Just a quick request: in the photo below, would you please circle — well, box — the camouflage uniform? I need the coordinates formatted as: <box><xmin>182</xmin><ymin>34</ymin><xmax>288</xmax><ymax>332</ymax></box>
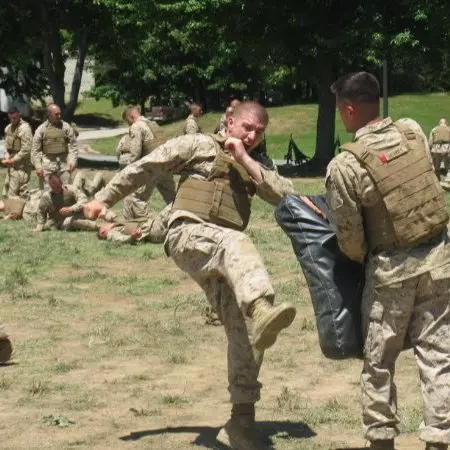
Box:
<box><xmin>31</xmin><ymin>120</ymin><xmax>78</xmax><ymax>188</ymax></box>
<box><xmin>3</xmin><ymin>118</ymin><xmax>33</xmax><ymax>197</ymax></box>
<box><xmin>120</xmin><ymin>117</ymin><xmax>176</xmax><ymax>220</ymax></box>
<box><xmin>35</xmin><ymin>184</ymin><xmax>91</xmax><ymax>231</ymax></box>
<box><xmin>72</xmin><ymin>170</ymin><xmax>115</xmax><ymax>197</ymax></box>
<box><xmin>183</xmin><ymin>114</ymin><xmax>202</xmax><ymax>135</ymax></box>
<box><xmin>105</xmin><ymin>203</ymin><xmax>172</xmax><ymax>243</ymax></box>
<box><xmin>326</xmin><ymin>117</ymin><xmax>450</xmax><ymax>445</ymax></box>
<box><xmin>95</xmin><ymin>133</ymin><xmax>294</xmax><ymax>404</ymax></box>
<box><xmin>429</xmin><ymin>125</ymin><xmax>450</xmax><ymax>180</ymax></box>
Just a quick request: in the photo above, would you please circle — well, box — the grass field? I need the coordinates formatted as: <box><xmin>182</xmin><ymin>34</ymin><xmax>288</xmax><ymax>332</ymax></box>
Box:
<box><xmin>79</xmin><ymin>93</ymin><xmax>450</xmax><ymax>160</ymax></box>
<box><xmin>1</xmin><ymin>169</ymin><xmax>449</xmax><ymax>450</ymax></box>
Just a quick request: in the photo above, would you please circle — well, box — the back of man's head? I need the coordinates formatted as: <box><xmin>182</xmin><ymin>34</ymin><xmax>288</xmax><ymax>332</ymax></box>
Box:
<box><xmin>439</xmin><ymin>118</ymin><xmax>448</xmax><ymax>126</ymax></box>
<box><xmin>331</xmin><ymin>72</ymin><xmax>380</xmax><ymax>105</ymax></box>
<box><xmin>189</xmin><ymin>103</ymin><xmax>202</xmax><ymax>117</ymax></box>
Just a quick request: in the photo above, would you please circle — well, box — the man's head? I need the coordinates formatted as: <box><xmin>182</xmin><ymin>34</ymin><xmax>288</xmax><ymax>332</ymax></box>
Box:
<box><xmin>439</xmin><ymin>118</ymin><xmax>448</xmax><ymax>126</ymax></box>
<box><xmin>123</xmin><ymin>105</ymin><xmax>141</xmax><ymax>125</ymax></box>
<box><xmin>331</xmin><ymin>72</ymin><xmax>380</xmax><ymax>133</ymax></box>
<box><xmin>7</xmin><ymin>106</ymin><xmax>21</xmax><ymax>125</ymax></box>
<box><xmin>189</xmin><ymin>103</ymin><xmax>203</xmax><ymax>118</ymax></box>
<box><xmin>98</xmin><ymin>223</ymin><xmax>115</xmax><ymax>240</ymax></box>
<box><xmin>47</xmin><ymin>104</ymin><xmax>62</xmax><ymax>126</ymax></box>
<box><xmin>227</xmin><ymin>101</ymin><xmax>268</xmax><ymax>153</ymax></box>
<box><xmin>48</xmin><ymin>173</ymin><xmax>63</xmax><ymax>193</ymax></box>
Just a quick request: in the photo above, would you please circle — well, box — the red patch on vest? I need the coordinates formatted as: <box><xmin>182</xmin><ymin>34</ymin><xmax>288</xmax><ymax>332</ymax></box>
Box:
<box><xmin>379</xmin><ymin>153</ymin><xmax>389</xmax><ymax>164</ymax></box>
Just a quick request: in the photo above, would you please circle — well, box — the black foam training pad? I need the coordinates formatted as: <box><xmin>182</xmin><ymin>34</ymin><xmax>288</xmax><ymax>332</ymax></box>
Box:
<box><xmin>275</xmin><ymin>194</ymin><xmax>364</xmax><ymax>359</ymax></box>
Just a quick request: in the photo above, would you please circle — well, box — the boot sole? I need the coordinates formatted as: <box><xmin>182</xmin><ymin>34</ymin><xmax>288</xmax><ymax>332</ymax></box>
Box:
<box><xmin>0</xmin><ymin>338</ymin><xmax>12</xmax><ymax>365</ymax></box>
<box><xmin>253</xmin><ymin>306</ymin><xmax>296</xmax><ymax>351</ymax></box>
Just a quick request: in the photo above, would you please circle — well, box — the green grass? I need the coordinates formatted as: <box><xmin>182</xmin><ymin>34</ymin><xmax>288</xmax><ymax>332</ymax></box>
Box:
<box><xmin>0</xmin><ymin>169</ymin><xmax>448</xmax><ymax>449</ymax></box>
<box><xmin>80</xmin><ymin>93</ymin><xmax>450</xmax><ymax>159</ymax></box>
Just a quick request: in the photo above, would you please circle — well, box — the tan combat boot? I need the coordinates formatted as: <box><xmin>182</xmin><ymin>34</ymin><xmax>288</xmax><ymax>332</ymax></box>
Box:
<box><xmin>425</xmin><ymin>444</ymin><xmax>448</xmax><ymax>450</ymax></box>
<box><xmin>0</xmin><ymin>328</ymin><xmax>12</xmax><ymax>365</ymax></box>
<box><xmin>216</xmin><ymin>403</ymin><xmax>268</xmax><ymax>450</ymax></box>
<box><xmin>370</xmin><ymin>439</ymin><xmax>395</xmax><ymax>450</ymax></box>
<box><xmin>249</xmin><ymin>298</ymin><xmax>296</xmax><ymax>351</ymax></box>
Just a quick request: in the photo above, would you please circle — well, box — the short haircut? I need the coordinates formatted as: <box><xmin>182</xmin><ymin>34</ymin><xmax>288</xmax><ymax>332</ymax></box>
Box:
<box><xmin>189</xmin><ymin>103</ymin><xmax>202</xmax><ymax>113</ymax></box>
<box><xmin>233</xmin><ymin>101</ymin><xmax>269</xmax><ymax>125</ymax></box>
<box><xmin>124</xmin><ymin>105</ymin><xmax>140</xmax><ymax>118</ymax></box>
<box><xmin>8</xmin><ymin>106</ymin><xmax>19</xmax><ymax>114</ymax></box>
<box><xmin>439</xmin><ymin>118</ymin><xmax>447</xmax><ymax>126</ymax></box>
<box><xmin>48</xmin><ymin>172</ymin><xmax>62</xmax><ymax>182</ymax></box>
<box><xmin>331</xmin><ymin>72</ymin><xmax>380</xmax><ymax>104</ymax></box>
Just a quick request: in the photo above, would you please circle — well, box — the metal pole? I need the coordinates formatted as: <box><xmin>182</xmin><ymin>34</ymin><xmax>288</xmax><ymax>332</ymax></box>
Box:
<box><xmin>383</xmin><ymin>57</ymin><xmax>388</xmax><ymax>118</ymax></box>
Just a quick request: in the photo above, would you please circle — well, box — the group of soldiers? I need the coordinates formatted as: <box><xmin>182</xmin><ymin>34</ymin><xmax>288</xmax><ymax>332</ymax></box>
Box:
<box><xmin>1</xmin><ymin>76</ymin><xmax>450</xmax><ymax>450</ymax></box>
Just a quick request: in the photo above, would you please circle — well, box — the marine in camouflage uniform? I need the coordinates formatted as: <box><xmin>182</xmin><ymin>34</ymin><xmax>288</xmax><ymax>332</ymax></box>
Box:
<box><xmin>429</xmin><ymin>118</ymin><xmax>450</xmax><ymax>180</ymax></box>
<box><xmin>33</xmin><ymin>174</ymin><xmax>91</xmax><ymax>232</ymax></box>
<box><xmin>183</xmin><ymin>103</ymin><xmax>203</xmax><ymax>134</ymax></box>
<box><xmin>327</xmin><ymin>72</ymin><xmax>450</xmax><ymax>450</ymax></box>
<box><xmin>98</xmin><ymin>203</ymin><xmax>172</xmax><ymax>244</ymax></box>
<box><xmin>31</xmin><ymin>104</ymin><xmax>78</xmax><ymax>189</ymax></box>
<box><xmin>2</xmin><ymin>107</ymin><xmax>33</xmax><ymax>198</ymax></box>
<box><xmin>72</xmin><ymin>170</ymin><xmax>115</xmax><ymax>198</ymax></box>
<box><xmin>84</xmin><ymin>101</ymin><xmax>296</xmax><ymax>450</ymax></box>
<box><xmin>120</xmin><ymin>107</ymin><xmax>176</xmax><ymax>220</ymax></box>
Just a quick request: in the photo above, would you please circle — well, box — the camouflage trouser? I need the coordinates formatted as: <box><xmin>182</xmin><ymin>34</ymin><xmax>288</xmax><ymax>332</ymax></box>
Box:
<box><xmin>21</xmin><ymin>189</ymin><xmax>43</xmax><ymax>222</ymax></box>
<box><xmin>123</xmin><ymin>173</ymin><xmax>176</xmax><ymax>220</ymax></box>
<box><xmin>361</xmin><ymin>263</ymin><xmax>450</xmax><ymax>444</ymax></box>
<box><xmin>39</xmin><ymin>157</ymin><xmax>72</xmax><ymax>190</ymax></box>
<box><xmin>166</xmin><ymin>220</ymin><xmax>274</xmax><ymax>404</ymax></box>
<box><xmin>432</xmin><ymin>145</ymin><xmax>450</xmax><ymax>179</ymax></box>
<box><xmin>2</xmin><ymin>167</ymin><xmax>30</xmax><ymax>198</ymax></box>
<box><xmin>44</xmin><ymin>212</ymin><xmax>97</xmax><ymax>232</ymax></box>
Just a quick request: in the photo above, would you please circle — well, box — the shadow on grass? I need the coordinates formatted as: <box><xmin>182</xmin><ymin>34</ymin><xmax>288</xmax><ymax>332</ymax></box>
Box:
<box><xmin>120</xmin><ymin>420</ymin><xmax>315</xmax><ymax>448</ymax></box>
<box><xmin>73</xmin><ymin>113</ymin><xmax>119</xmax><ymax>128</ymax></box>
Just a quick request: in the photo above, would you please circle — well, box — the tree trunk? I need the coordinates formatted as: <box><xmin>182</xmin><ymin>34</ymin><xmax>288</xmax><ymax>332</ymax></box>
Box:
<box><xmin>64</xmin><ymin>31</ymin><xmax>89</xmax><ymax>122</ymax></box>
<box><xmin>40</xmin><ymin>5</ymin><xmax>66</xmax><ymax>110</ymax></box>
<box><xmin>311</xmin><ymin>59</ymin><xmax>336</xmax><ymax>168</ymax></box>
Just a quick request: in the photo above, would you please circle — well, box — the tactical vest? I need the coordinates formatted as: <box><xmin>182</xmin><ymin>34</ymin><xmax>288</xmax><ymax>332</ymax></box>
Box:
<box><xmin>172</xmin><ymin>136</ymin><xmax>256</xmax><ymax>231</ymax></box>
<box><xmin>141</xmin><ymin>119</ymin><xmax>163</xmax><ymax>156</ymax></box>
<box><xmin>342</xmin><ymin>122</ymin><xmax>449</xmax><ymax>252</ymax></box>
<box><xmin>3</xmin><ymin>197</ymin><xmax>26</xmax><ymax>218</ymax></box>
<box><xmin>43</xmin><ymin>125</ymin><xmax>68</xmax><ymax>155</ymax></box>
<box><xmin>5</xmin><ymin>125</ymin><xmax>21</xmax><ymax>152</ymax></box>
<box><xmin>433</xmin><ymin>125</ymin><xmax>450</xmax><ymax>143</ymax></box>
<box><xmin>50</xmin><ymin>189</ymin><xmax>76</xmax><ymax>222</ymax></box>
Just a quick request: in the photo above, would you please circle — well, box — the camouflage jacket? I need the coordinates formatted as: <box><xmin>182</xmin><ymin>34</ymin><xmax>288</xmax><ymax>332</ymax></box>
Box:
<box><xmin>127</xmin><ymin>116</ymin><xmax>155</xmax><ymax>164</ymax></box>
<box><xmin>96</xmin><ymin>133</ymin><xmax>294</xmax><ymax>227</ymax></box>
<box><xmin>326</xmin><ymin>117</ymin><xmax>450</xmax><ymax>286</ymax></box>
<box><xmin>183</xmin><ymin>114</ymin><xmax>201</xmax><ymax>135</ymax></box>
<box><xmin>36</xmin><ymin>184</ymin><xmax>87</xmax><ymax>230</ymax></box>
<box><xmin>4</xmin><ymin>119</ymin><xmax>33</xmax><ymax>170</ymax></box>
<box><xmin>31</xmin><ymin>120</ymin><xmax>78</xmax><ymax>169</ymax></box>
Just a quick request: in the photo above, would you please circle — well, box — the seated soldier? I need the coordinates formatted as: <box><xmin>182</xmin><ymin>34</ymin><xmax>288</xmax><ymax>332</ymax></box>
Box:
<box><xmin>97</xmin><ymin>203</ymin><xmax>171</xmax><ymax>244</ymax></box>
<box><xmin>32</xmin><ymin>173</ymin><xmax>92</xmax><ymax>232</ymax></box>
